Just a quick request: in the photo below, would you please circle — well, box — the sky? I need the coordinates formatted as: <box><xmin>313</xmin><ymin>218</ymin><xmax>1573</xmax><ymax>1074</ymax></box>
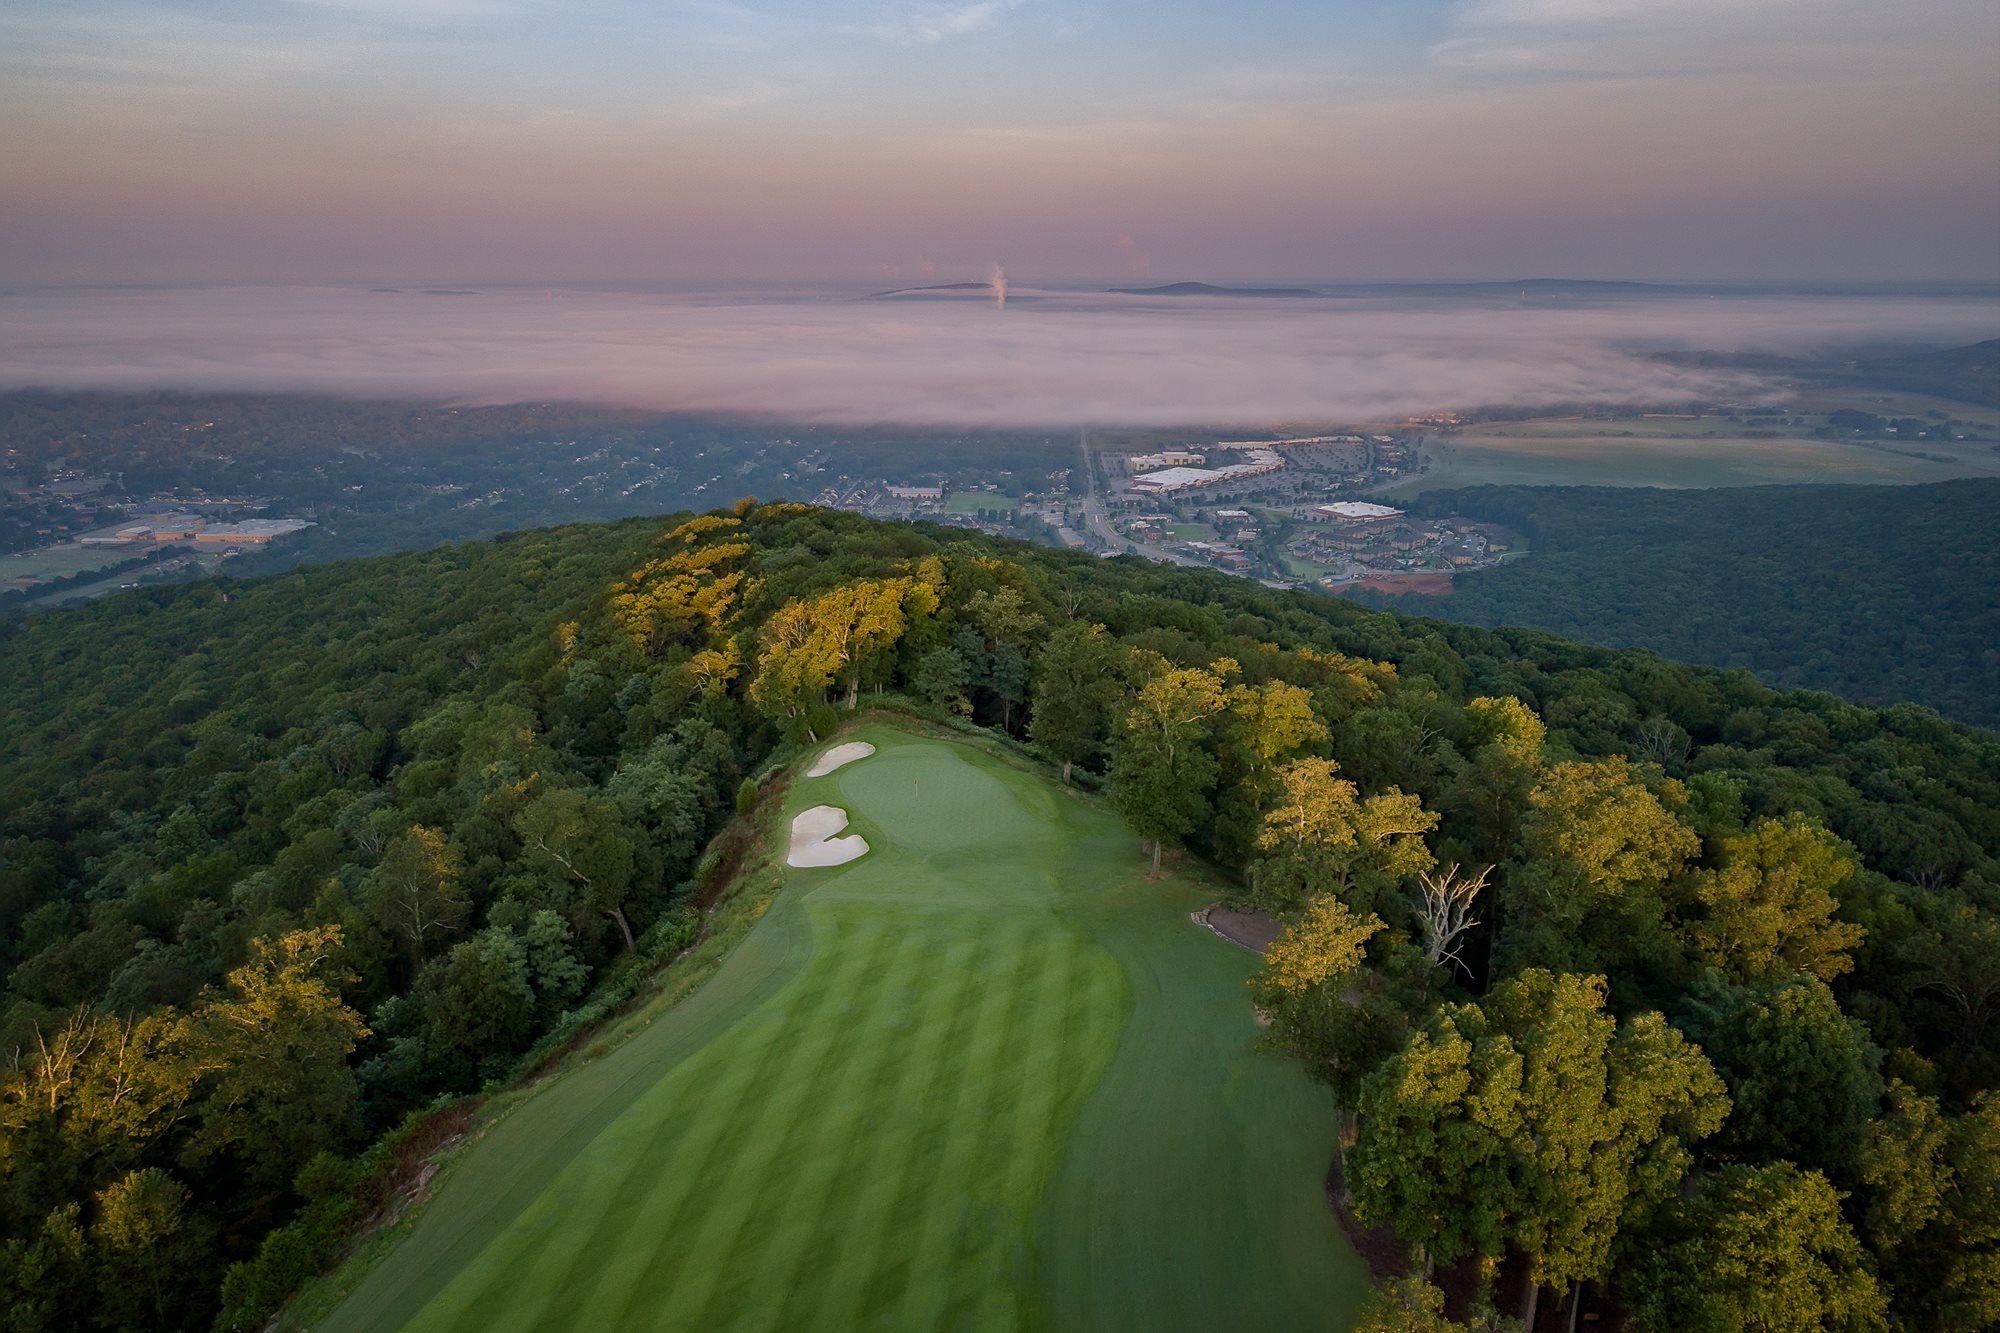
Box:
<box><xmin>3</xmin><ymin>0</ymin><xmax>1997</xmax><ymax>285</ymax></box>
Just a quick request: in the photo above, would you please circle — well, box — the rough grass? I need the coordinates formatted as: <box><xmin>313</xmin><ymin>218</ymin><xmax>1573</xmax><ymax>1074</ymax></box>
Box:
<box><xmin>316</xmin><ymin>726</ymin><xmax>1366</xmax><ymax>1332</ymax></box>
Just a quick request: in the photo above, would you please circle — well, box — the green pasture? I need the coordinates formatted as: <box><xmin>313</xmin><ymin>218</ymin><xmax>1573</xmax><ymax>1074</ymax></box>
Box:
<box><xmin>1392</xmin><ymin>429</ymin><xmax>1994</xmax><ymax>496</ymax></box>
<box><xmin>1</xmin><ymin>543</ymin><xmax>131</xmax><ymax>581</ymax></box>
<box><xmin>944</xmin><ymin>491</ymin><xmax>1018</xmax><ymax>513</ymax></box>
<box><xmin>319</xmin><ymin>726</ymin><xmax>1365</xmax><ymax>1332</ymax></box>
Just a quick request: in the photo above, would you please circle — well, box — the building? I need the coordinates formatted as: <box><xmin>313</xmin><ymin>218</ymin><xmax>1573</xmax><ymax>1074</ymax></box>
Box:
<box><xmin>1128</xmin><ymin>450</ymin><xmax>1205</xmax><ymax>469</ymax></box>
<box><xmin>886</xmin><ymin>485</ymin><xmax>943</xmax><ymax>501</ymax></box>
<box><xmin>192</xmin><ymin>519</ymin><xmax>313</xmax><ymax>543</ymax></box>
<box><xmin>1129</xmin><ymin>466</ymin><xmax>1222</xmax><ymax>493</ymax></box>
<box><xmin>1313</xmin><ymin>501</ymin><xmax>1403</xmax><ymax>522</ymax></box>
<box><xmin>1129</xmin><ymin>449</ymin><xmax>1284</xmax><ymax>494</ymax></box>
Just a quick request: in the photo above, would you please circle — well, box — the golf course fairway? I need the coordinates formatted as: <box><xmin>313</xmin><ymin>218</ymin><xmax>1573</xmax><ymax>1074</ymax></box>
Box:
<box><xmin>319</xmin><ymin>726</ymin><xmax>1368</xmax><ymax>1331</ymax></box>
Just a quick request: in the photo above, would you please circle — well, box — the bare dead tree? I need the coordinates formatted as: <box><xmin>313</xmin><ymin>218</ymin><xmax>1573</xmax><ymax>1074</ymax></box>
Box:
<box><xmin>1414</xmin><ymin>862</ymin><xmax>1491</xmax><ymax>979</ymax></box>
<box><xmin>1631</xmin><ymin>715</ymin><xmax>1692</xmax><ymax>772</ymax></box>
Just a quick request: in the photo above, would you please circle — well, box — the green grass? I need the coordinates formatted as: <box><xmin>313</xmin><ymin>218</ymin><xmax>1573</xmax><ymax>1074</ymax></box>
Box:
<box><xmin>944</xmin><ymin>491</ymin><xmax>1018</xmax><ymax>513</ymax></box>
<box><xmin>318</xmin><ymin>726</ymin><xmax>1365</xmax><ymax>1332</ymax></box>
<box><xmin>1391</xmin><ymin>427</ymin><xmax>1998</xmax><ymax>496</ymax></box>
<box><xmin>1277</xmin><ymin>552</ymin><xmax>1337</xmax><ymax>580</ymax></box>
<box><xmin>1168</xmin><ymin>523</ymin><xmax>1212</xmax><ymax>540</ymax></box>
<box><xmin>0</xmin><ymin>544</ymin><xmax>132</xmax><ymax>580</ymax></box>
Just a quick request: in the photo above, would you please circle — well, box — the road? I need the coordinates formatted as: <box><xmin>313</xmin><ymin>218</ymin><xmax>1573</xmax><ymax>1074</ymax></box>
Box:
<box><xmin>1076</xmin><ymin>430</ymin><xmax>1204</xmax><ymax>567</ymax></box>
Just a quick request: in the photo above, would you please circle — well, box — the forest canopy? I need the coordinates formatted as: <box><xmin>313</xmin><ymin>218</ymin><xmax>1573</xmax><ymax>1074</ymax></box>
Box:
<box><xmin>2</xmin><ymin>502</ymin><xmax>1996</xmax><ymax>1330</ymax></box>
<box><xmin>1356</xmin><ymin>479</ymin><xmax>2000</xmax><ymax>728</ymax></box>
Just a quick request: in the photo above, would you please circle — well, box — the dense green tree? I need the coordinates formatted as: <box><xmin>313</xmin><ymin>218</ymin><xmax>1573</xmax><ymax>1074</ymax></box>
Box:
<box><xmin>1107</xmin><ymin>657</ymin><xmax>1230</xmax><ymax>872</ymax></box>
<box><xmin>1504</xmin><ymin>758</ymin><xmax>1699</xmax><ymax>976</ymax></box>
<box><xmin>91</xmin><ymin>1166</ymin><xmax>210</xmax><ymax>1330</ymax></box>
<box><xmin>1681</xmin><ymin>815</ymin><xmax>1865</xmax><ymax>984</ymax></box>
<box><xmin>1484</xmin><ymin>971</ymin><xmax>1727</xmax><ymax>1327</ymax></box>
<box><xmin>1859</xmin><ymin>1089</ymin><xmax>2000</xmax><ymax>1331</ymax></box>
<box><xmin>1027</xmin><ymin>621</ymin><xmax>1123</xmax><ymax>782</ymax></box>
<box><xmin>409</xmin><ymin>929</ymin><xmax>538</xmax><ymax>1087</ymax></box>
<box><xmin>182</xmin><ymin>926</ymin><xmax>370</xmax><ymax>1188</ymax></box>
<box><xmin>1624</xmin><ymin>1163</ymin><xmax>1887</xmax><ymax>1333</ymax></box>
<box><xmin>1250</xmin><ymin>758</ymin><xmax>1437</xmax><ymax>916</ymax></box>
<box><xmin>514</xmin><ymin>789</ymin><xmax>644</xmax><ymax>951</ymax></box>
<box><xmin>1676</xmin><ymin>971</ymin><xmax>1883</xmax><ymax>1180</ymax></box>
<box><xmin>1351</xmin><ymin>1275</ymin><xmax>1470</xmax><ymax>1333</ymax></box>
<box><xmin>1349</xmin><ymin>1006</ymin><xmax>1516</xmax><ymax>1274</ymax></box>
<box><xmin>364</xmin><ymin>825</ymin><xmax>470</xmax><ymax>966</ymax></box>
<box><xmin>909</xmin><ymin>645</ymin><xmax>972</xmax><ymax>715</ymax></box>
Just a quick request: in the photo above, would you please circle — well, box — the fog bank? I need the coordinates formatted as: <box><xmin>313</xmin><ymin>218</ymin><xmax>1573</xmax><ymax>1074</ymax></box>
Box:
<box><xmin>0</xmin><ymin>286</ymin><xmax>1992</xmax><ymax>427</ymax></box>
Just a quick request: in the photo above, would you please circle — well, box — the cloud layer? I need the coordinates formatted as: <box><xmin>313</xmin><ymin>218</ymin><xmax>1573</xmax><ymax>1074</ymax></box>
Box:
<box><xmin>0</xmin><ymin>285</ymin><xmax>1992</xmax><ymax>427</ymax></box>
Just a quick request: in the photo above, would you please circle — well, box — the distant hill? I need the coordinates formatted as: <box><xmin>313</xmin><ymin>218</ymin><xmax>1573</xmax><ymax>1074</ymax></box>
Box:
<box><xmin>1836</xmin><ymin>339</ymin><xmax>2000</xmax><ymax>409</ymax></box>
<box><xmin>1108</xmin><ymin>282</ymin><xmax>1320</xmax><ymax>297</ymax></box>
<box><xmin>1320</xmin><ymin>278</ymin><xmax>1677</xmax><ymax>299</ymax></box>
<box><xmin>1353</xmin><ymin>479</ymin><xmax>2000</xmax><ymax>727</ymax></box>
<box><xmin>868</xmin><ymin>282</ymin><xmax>994</xmax><ymax>297</ymax></box>
<box><xmin>1663</xmin><ymin>338</ymin><xmax>2000</xmax><ymax>409</ymax></box>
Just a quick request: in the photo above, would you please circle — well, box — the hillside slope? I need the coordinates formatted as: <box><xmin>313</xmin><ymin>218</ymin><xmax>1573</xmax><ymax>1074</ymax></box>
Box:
<box><xmin>2</xmin><ymin>503</ymin><xmax>1996</xmax><ymax>1330</ymax></box>
<box><xmin>1357</xmin><ymin>480</ymin><xmax>2000</xmax><ymax>727</ymax></box>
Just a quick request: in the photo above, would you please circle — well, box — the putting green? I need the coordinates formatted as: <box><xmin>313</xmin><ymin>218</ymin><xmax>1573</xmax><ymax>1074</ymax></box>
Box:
<box><xmin>319</xmin><ymin>727</ymin><xmax>1367</xmax><ymax>1331</ymax></box>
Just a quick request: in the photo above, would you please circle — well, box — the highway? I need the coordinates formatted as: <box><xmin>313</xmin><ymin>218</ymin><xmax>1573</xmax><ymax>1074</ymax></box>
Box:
<box><xmin>1075</xmin><ymin>430</ymin><xmax>1204</xmax><ymax>567</ymax></box>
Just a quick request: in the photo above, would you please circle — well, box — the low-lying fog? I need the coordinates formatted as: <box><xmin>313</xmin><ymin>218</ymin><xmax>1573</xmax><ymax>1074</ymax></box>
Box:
<box><xmin>0</xmin><ymin>285</ymin><xmax>1993</xmax><ymax>427</ymax></box>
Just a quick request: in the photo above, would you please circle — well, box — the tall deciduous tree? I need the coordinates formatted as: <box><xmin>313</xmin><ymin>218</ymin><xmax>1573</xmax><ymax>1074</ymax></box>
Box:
<box><xmin>1251</xmin><ymin>895</ymin><xmax>1384</xmax><ymax>1183</ymax></box>
<box><xmin>183</xmin><ymin>926</ymin><xmax>370</xmax><ymax>1187</ymax></box>
<box><xmin>1349</xmin><ymin>1006</ymin><xmax>1518</xmax><ymax>1275</ymax></box>
<box><xmin>1624</xmin><ymin>1163</ymin><xmax>1888</xmax><ymax>1333</ymax></box>
<box><xmin>364</xmin><ymin>825</ymin><xmax>469</xmax><ymax>965</ymax></box>
<box><xmin>1506</xmin><ymin>757</ymin><xmax>1699</xmax><ymax>974</ymax></box>
<box><xmin>92</xmin><ymin>1166</ymin><xmax>209</xmax><ymax>1330</ymax></box>
<box><xmin>1352</xmin><ymin>1274</ymin><xmax>1466</xmax><ymax>1333</ymax></box>
<box><xmin>1028</xmin><ymin>621</ymin><xmax>1123</xmax><ymax>783</ymax></box>
<box><xmin>1251</xmin><ymin>758</ymin><xmax>1436</xmax><ymax>915</ymax></box>
<box><xmin>1352</xmin><ymin>971</ymin><xmax>1727</xmax><ymax>1321</ymax></box>
<box><xmin>514</xmin><ymin>788</ymin><xmax>643</xmax><ymax>951</ymax></box>
<box><xmin>1685</xmin><ymin>815</ymin><xmax>1866</xmax><ymax>983</ymax></box>
<box><xmin>1486</xmin><ymin>970</ymin><xmax>1728</xmax><ymax>1328</ymax></box>
<box><xmin>1108</xmin><ymin>656</ymin><xmax>1230</xmax><ymax>872</ymax></box>
<box><xmin>1676</xmin><ymin>971</ymin><xmax>1883</xmax><ymax>1182</ymax></box>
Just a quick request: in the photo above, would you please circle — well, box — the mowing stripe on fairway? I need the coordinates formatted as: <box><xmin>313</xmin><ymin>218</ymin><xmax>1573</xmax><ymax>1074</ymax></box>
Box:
<box><xmin>320</xmin><ymin>727</ymin><xmax>1367</xmax><ymax>1332</ymax></box>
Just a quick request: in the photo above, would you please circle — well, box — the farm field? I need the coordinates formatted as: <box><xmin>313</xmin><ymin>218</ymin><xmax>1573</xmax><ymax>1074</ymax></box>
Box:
<box><xmin>1389</xmin><ymin>422</ymin><xmax>2000</xmax><ymax>495</ymax></box>
<box><xmin>319</xmin><ymin>726</ymin><xmax>1365</xmax><ymax>1333</ymax></box>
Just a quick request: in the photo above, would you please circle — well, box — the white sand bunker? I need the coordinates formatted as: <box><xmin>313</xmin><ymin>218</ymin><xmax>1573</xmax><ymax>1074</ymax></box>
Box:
<box><xmin>805</xmin><ymin>741</ymin><xmax>875</xmax><ymax>777</ymax></box>
<box><xmin>787</xmin><ymin>805</ymin><xmax>870</xmax><ymax>868</ymax></box>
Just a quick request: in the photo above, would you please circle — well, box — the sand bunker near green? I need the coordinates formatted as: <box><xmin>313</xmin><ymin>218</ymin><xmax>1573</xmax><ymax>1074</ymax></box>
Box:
<box><xmin>805</xmin><ymin>740</ymin><xmax>876</xmax><ymax>777</ymax></box>
<box><xmin>319</xmin><ymin>726</ymin><xmax>1368</xmax><ymax>1333</ymax></box>
<box><xmin>786</xmin><ymin>804</ymin><xmax>869</xmax><ymax>868</ymax></box>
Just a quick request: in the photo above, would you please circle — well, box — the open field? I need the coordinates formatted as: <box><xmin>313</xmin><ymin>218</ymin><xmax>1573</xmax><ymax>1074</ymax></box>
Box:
<box><xmin>944</xmin><ymin>491</ymin><xmax>1019</xmax><ymax>513</ymax></box>
<box><xmin>0</xmin><ymin>543</ymin><xmax>134</xmax><ymax>581</ymax></box>
<box><xmin>1787</xmin><ymin>386</ymin><xmax>2000</xmax><ymax>429</ymax></box>
<box><xmin>1389</xmin><ymin>424</ymin><xmax>2000</xmax><ymax>495</ymax></box>
<box><xmin>320</xmin><ymin>726</ymin><xmax>1364</xmax><ymax>1332</ymax></box>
